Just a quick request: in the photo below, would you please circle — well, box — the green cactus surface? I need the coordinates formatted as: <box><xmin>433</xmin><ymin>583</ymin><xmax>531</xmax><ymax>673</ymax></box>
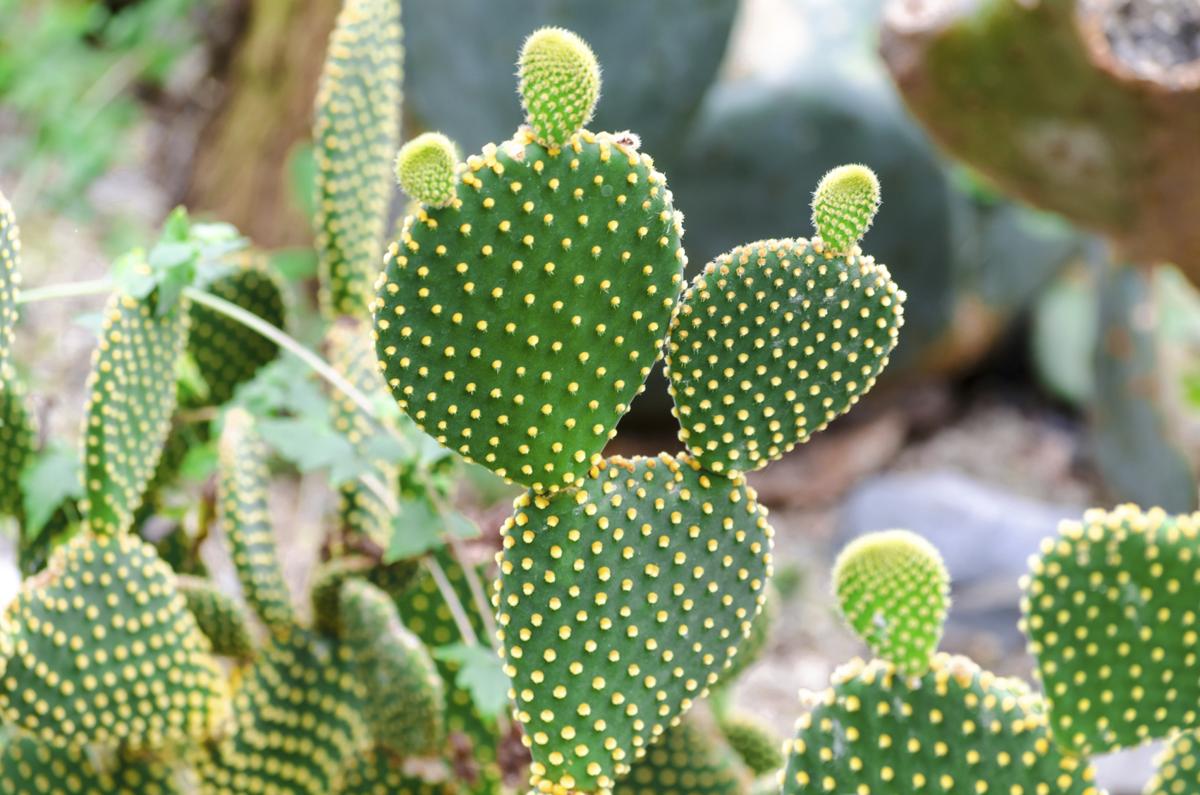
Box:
<box><xmin>665</xmin><ymin>236</ymin><xmax>904</xmax><ymax>475</ymax></box>
<box><xmin>1022</xmin><ymin>504</ymin><xmax>1200</xmax><ymax>755</ymax></box>
<box><xmin>716</xmin><ymin>715</ymin><xmax>783</xmax><ymax>777</ymax></box>
<box><xmin>395</xmin><ymin>132</ymin><xmax>460</xmax><ymax>208</ymax></box>
<box><xmin>0</xmin><ymin>190</ymin><xmax>20</xmax><ymax>371</ymax></box>
<box><xmin>217</xmin><ymin>409</ymin><xmax>297</xmax><ymax>634</ymax></box>
<box><xmin>0</xmin><ymin>531</ymin><xmax>229</xmax><ymax>749</ymax></box>
<box><xmin>0</xmin><ymin>732</ymin><xmax>188</xmax><ymax>795</ymax></box>
<box><xmin>374</xmin><ymin>126</ymin><xmax>686</xmax><ymax>493</ymax></box>
<box><xmin>199</xmin><ymin>628</ymin><xmax>368</xmax><ymax>795</ymax></box>
<box><xmin>1146</xmin><ymin>730</ymin><xmax>1200</xmax><ymax>795</ymax></box>
<box><xmin>339</xmin><ymin>577</ymin><xmax>446</xmax><ymax>756</ymax></box>
<box><xmin>810</xmin><ymin>164</ymin><xmax>880</xmax><ymax>256</ymax></box>
<box><xmin>717</xmin><ymin>583</ymin><xmax>777</xmax><ymax>686</ymax></box>
<box><xmin>495</xmin><ymin>453</ymin><xmax>773</xmax><ymax>794</ymax></box>
<box><xmin>81</xmin><ymin>291</ymin><xmax>189</xmax><ymax>536</ymax></box>
<box><xmin>832</xmin><ymin>529</ymin><xmax>949</xmax><ymax>675</ymax></box>
<box><xmin>178</xmin><ymin>574</ymin><xmax>256</xmax><ymax>660</ymax></box>
<box><xmin>780</xmin><ymin>654</ymin><xmax>1101</xmax><ymax>794</ymax></box>
<box><xmin>0</xmin><ymin>374</ymin><xmax>33</xmax><ymax>519</ymax></box>
<box><xmin>338</xmin><ymin>746</ymin><xmax>456</xmax><ymax>795</ymax></box>
<box><xmin>613</xmin><ymin>711</ymin><xmax>748</xmax><ymax>795</ymax></box>
<box><xmin>314</xmin><ymin>0</ymin><xmax>403</xmax><ymax>318</ymax></box>
<box><xmin>518</xmin><ymin>28</ymin><xmax>601</xmax><ymax>149</ymax></box>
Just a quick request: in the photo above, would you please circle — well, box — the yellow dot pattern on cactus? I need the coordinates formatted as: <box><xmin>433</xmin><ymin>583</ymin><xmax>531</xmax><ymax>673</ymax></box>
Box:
<box><xmin>0</xmin><ymin>732</ymin><xmax>186</xmax><ymax>794</ymax></box>
<box><xmin>494</xmin><ymin>453</ymin><xmax>774</xmax><ymax>795</ymax></box>
<box><xmin>833</xmin><ymin>529</ymin><xmax>949</xmax><ymax>675</ymax></box>
<box><xmin>811</xmin><ymin>164</ymin><xmax>880</xmax><ymax>255</ymax></box>
<box><xmin>177</xmin><ymin>575</ymin><xmax>256</xmax><ymax>660</ymax></box>
<box><xmin>0</xmin><ymin>531</ymin><xmax>230</xmax><ymax>750</ymax></box>
<box><xmin>519</xmin><ymin>27</ymin><xmax>602</xmax><ymax>148</ymax></box>
<box><xmin>780</xmin><ymin>654</ymin><xmax>1102</xmax><ymax>795</ymax></box>
<box><xmin>339</xmin><ymin>746</ymin><xmax>456</xmax><ymax>795</ymax></box>
<box><xmin>0</xmin><ymin>373</ymin><xmax>33</xmax><ymax>518</ymax></box>
<box><xmin>1146</xmin><ymin>729</ymin><xmax>1200</xmax><ymax>795</ymax></box>
<box><xmin>614</xmin><ymin>713</ymin><xmax>748</xmax><ymax>795</ymax></box>
<box><xmin>1021</xmin><ymin>504</ymin><xmax>1200</xmax><ymax>755</ymax></box>
<box><xmin>0</xmin><ymin>189</ymin><xmax>22</xmax><ymax>371</ymax></box>
<box><xmin>314</xmin><ymin>0</ymin><xmax>402</xmax><ymax>319</ymax></box>
<box><xmin>395</xmin><ymin>132</ymin><xmax>460</xmax><ymax>208</ymax></box>
<box><xmin>373</xmin><ymin>129</ymin><xmax>686</xmax><ymax>494</ymax></box>
<box><xmin>665</xmin><ymin>237</ymin><xmax>904</xmax><ymax>475</ymax></box>
<box><xmin>716</xmin><ymin>714</ymin><xmax>783</xmax><ymax>776</ymax></box>
<box><xmin>81</xmin><ymin>290</ymin><xmax>189</xmax><ymax>536</ymax></box>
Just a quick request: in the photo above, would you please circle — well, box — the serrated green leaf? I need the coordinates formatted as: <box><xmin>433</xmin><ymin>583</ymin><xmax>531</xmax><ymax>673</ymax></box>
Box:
<box><xmin>18</xmin><ymin>443</ymin><xmax>81</xmax><ymax>538</ymax></box>
<box><xmin>433</xmin><ymin>643</ymin><xmax>509</xmax><ymax>721</ymax></box>
<box><xmin>385</xmin><ymin>497</ymin><xmax>441</xmax><ymax>561</ymax></box>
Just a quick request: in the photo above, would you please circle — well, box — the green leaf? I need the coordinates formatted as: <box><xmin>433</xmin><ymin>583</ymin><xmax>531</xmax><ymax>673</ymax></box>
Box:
<box><xmin>445</xmin><ymin>510</ymin><xmax>481</xmax><ymax>541</ymax></box>
<box><xmin>254</xmin><ymin>415</ymin><xmax>363</xmax><ymax>485</ymax></box>
<box><xmin>269</xmin><ymin>247</ymin><xmax>318</xmax><ymax>282</ymax></box>
<box><xmin>19</xmin><ymin>444</ymin><xmax>82</xmax><ymax>538</ymax></box>
<box><xmin>385</xmin><ymin>497</ymin><xmax>441</xmax><ymax>561</ymax></box>
<box><xmin>178</xmin><ymin>441</ymin><xmax>217</xmax><ymax>483</ymax></box>
<box><xmin>433</xmin><ymin>643</ymin><xmax>510</xmax><ymax>721</ymax></box>
<box><xmin>110</xmin><ymin>248</ymin><xmax>155</xmax><ymax>299</ymax></box>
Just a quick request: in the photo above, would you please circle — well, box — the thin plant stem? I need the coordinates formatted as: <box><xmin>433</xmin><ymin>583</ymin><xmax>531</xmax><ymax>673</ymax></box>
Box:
<box><xmin>17</xmin><ymin>278</ymin><xmax>112</xmax><ymax>304</ymax></box>
<box><xmin>423</xmin><ymin>554</ymin><xmax>481</xmax><ymax>647</ymax></box>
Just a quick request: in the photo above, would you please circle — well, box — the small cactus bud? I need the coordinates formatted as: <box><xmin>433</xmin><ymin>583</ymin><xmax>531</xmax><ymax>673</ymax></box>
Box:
<box><xmin>832</xmin><ymin>529</ymin><xmax>949</xmax><ymax>675</ymax></box>
<box><xmin>811</xmin><ymin>164</ymin><xmax>880</xmax><ymax>254</ymax></box>
<box><xmin>518</xmin><ymin>27</ymin><xmax>601</xmax><ymax>148</ymax></box>
<box><xmin>394</xmin><ymin>132</ymin><xmax>460</xmax><ymax>208</ymax></box>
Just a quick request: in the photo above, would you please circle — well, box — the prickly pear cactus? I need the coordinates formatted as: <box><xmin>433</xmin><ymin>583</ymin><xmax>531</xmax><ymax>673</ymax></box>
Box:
<box><xmin>517</xmin><ymin>28</ymin><xmax>601</xmax><ymax>149</ymax></box>
<box><xmin>178</xmin><ymin>574</ymin><xmax>256</xmax><ymax>660</ymax></box>
<box><xmin>613</xmin><ymin>711</ymin><xmax>749</xmax><ymax>795</ymax></box>
<box><xmin>779</xmin><ymin>655</ymin><xmax>1100</xmax><ymax>794</ymax></box>
<box><xmin>716</xmin><ymin>715</ymin><xmax>782</xmax><ymax>778</ymax></box>
<box><xmin>338</xmin><ymin>747</ymin><xmax>456</xmax><ymax>795</ymax></box>
<box><xmin>1147</xmin><ymin>730</ymin><xmax>1200</xmax><ymax>795</ymax></box>
<box><xmin>664</xmin><ymin>173</ymin><xmax>904</xmax><ymax>475</ymax></box>
<box><xmin>375</xmin><ymin>27</ymin><xmax>687</xmax><ymax>493</ymax></box>
<box><xmin>0</xmin><ymin>375</ymin><xmax>33</xmax><ymax>520</ymax></box>
<box><xmin>495</xmin><ymin>453</ymin><xmax>772</xmax><ymax>794</ymax></box>
<box><xmin>1021</xmin><ymin>504</ymin><xmax>1200</xmax><ymax>754</ymax></box>
<box><xmin>810</xmin><ymin>164</ymin><xmax>880</xmax><ymax>256</ymax></box>
<box><xmin>0</xmin><ymin>189</ymin><xmax>20</xmax><ymax>371</ymax></box>
<box><xmin>315</xmin><ymin>0</ymin><xmax>403</xmax><ymax>318</ymax></box>
<box><xmin>0</xmin><ymin>531</ymin><xmax>229</xmax><ymax>749</ymax></box>
<box><xmin>0</xmin><ymin>732</ymin><xmax>189</xmax><ymax>795</ymax></box>
<box><xmin>81</xmin><ymin>290</ymin><xmax>189</xmax><ymax>536</ymax></box>
<box><xmin>832</xmin><ymin>529</ymin><xmax>949</xmax><ymax>675</ymax></box>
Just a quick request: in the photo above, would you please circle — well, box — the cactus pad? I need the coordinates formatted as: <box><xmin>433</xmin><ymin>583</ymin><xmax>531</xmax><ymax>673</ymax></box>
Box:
<box><xmin>396</xmin><ymin>133</ymin><xmax>460</xmax><ymax>208</ymax></box>
<box><xmin>374</xmin><ymin>128</ymin><xmax>686</xmax><ymax>492</ymax></box>
<box><xmin>339</xmin><ymin>747</ymin><xmax>456</xmax><ymax>795</ymax></box>
<box><xmin>613</xmin><ymin>711</ymin><xmax>748</xmax><ymax>795</ymax></box>
<box><xmin>0</xmin><ymin>374</ymin><xmax>34</xmax><ymax>519</ymax></box>
<box><xmin>780</xmin><ymin>654</ymin><xmax>1100</xmax><ymax>795</ymax></box>
<box><xmin>339</xmin><ymin>577</ymin><xmax>446</xmax><ymax>756</ymax></box>
<box><xmin>217</xmin><ymin>409</ymin><xmax>296</xmax><ymax>634</ymax></box>
<box><xmin>0</xmin><ymin>733</ymin><xmax>187</xmax><ymax>795</ymax></box>
<box><xmin>665</xmin><ymin>237</ymin><xmax>904</xmax><ymax>475</ymax></box>
<box><xmin>0</xmin><ymin>531</ymin><xmax>228</xmax><ymax>749</ymax></box>
<box><xmin>200</xmin><ymin>629</ymin><xmax>367</xmax><ymax>795</ymax></box>
<box><xmin>518</xmin><ymin>28</ymin><xmax>601</xmax><ymax>149</ymax></box>
<box><xmin>1147</xmin><ymin>730</ymin><xmax>1200</xmax><ymax>795</ymax></box>
<box><xmin>832</xmin><ymin>529</ymin><xmax>949</xmax><ymax>675</ymax></box>
<box><xmin>495</xmin><ymin>453</ymin><xmax>773</xmax><ymax>794</ymax></box>
<box><xmin>0</xmin><ymin>189</ymin><xmax>21</xmax><ymax>371</ymax></box>
<box><xmin>314</xmin><ymin>0</ymin><xmax>403</xmax><ymax>318</ymax></box>
<box><xmin>1021</xmin><ymin>504</ymin><xmax>1200</xmax><ymax>754</ymax></box>
<box><xmin>81</xmin><ymin>291</ymin><xmax>189</xmax><ymax>536</ymax></box>
<box><xmin>810</xmin><ymin>164</ymin><xmax>880</xmax><ymax>256</ymax></box>
<box><xmin>178</xmin><ymin>575</ymin><xmax>256</xmax><ymax>660</ymax></box>
<box><xmin>717</xmin><ymin>715</ymin><xmax>783</xmax><ymax>777</ymax></box>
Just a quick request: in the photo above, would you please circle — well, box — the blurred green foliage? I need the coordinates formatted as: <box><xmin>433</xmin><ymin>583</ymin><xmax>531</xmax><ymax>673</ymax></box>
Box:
<box><xmin>0</xmin><ymin>0</ymin><xmax>201</xmax><ymax>212</ymax></box>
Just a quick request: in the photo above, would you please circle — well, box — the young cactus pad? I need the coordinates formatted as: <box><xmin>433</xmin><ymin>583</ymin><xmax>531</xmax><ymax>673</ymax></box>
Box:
<box><xmin>0</xmin><ymin>531</ymin><xmax>229</xmax><ymax>749</ymax></box>
<box><xmin>0</xmin><ymin>189</ymin><xmax>21</xmax><ymax>370</ymax></box>
<box><xmin>395</xmin><ymin>132</ymin><xmax>459</xmax><ymax>208</ymax></box>
<box><xmin>780</xmin><ymin>655</ymin><xmax>1101</xmax><ymax>794</ymax></box>
<box><xmin>717</xmin><ymin>714</ymin><xmax>784</xmax><ymax>777</ymax></box>
<box><xmin>373</xmin><ymin>31</ymin><xmax>686</xmax><ymax>493</ymax></box>
<box><xmin>665</xmin><ymin>234</ymin><xmax>904</xmax><ymax>475</ymax></box>
<box><xmin>832</xmin><ymin>529</ymin><xmax>949</xmax><ymax>675</ymax></box>
<box><xmin>1021</xmin><ymin>504</ymin><xmax>1200</xmax><ymax>754</ymax></box>
<box><xmin>810</xmin><ymin>164</ymin><xmax>880</xmax><ymax>255</ymax></box>
<box><xmin>495</xmin><ymin>453</ymin><xmax>773</xmax><ymax>794</ymax></box>
<box><xmin>518</xmin><ymin>27</ymin><xmax>602</xmax><ymax>149</ymax></box>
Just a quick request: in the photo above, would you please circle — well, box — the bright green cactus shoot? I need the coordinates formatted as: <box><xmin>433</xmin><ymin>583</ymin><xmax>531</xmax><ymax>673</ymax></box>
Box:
<box><xmin>518</xmin><ymin>27</ymin><xmax>602</xmax><ymax>149</ymax></box>
<box><xmin>832</xmin><ymin>529</ymin><xmax>949</xmax><ymax>675</ymax></box>
<box><xmin>810</xmin><ymin>164</ymin><xmax>880</xmax><ymax>255</ymax></box>
<box><xmin>395</xmin><ymin>132</ymin><xmax>460</xmax><ymax>208</ymax></box>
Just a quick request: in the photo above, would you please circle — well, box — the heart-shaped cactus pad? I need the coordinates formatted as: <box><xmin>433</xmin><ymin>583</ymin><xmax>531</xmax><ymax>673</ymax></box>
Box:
<box><xmin>665</xmin><ymin>237</ymin><xmax>904</xmax><ymax>475</ymax></box>
<box><xmin>374</xmin><ymin>128</ymin><xmax>686</xmax><ymax>493</ymax></box>
<box><xmin>494</xmin><ymin>453</ymin><xmax>774</xmax><ymax>794</ymax></box>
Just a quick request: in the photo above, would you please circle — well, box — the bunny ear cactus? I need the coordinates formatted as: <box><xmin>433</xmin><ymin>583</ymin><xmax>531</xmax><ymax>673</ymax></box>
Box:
<box><xmin>315</xmin><ymin>0</ymin><xmax>403</xmax><ymax>319</ymax></box>
<box><xmin>832</xmin><ymin>529</ymin><xmax>949</xmax><ymax>675</ymax></box>
<box><xmin>339</xmin><ymin>747</ymin><xmax>456</xmax><ymax>795</ymax></box>
<box><xmin>714</xmin><ymin>715</ymin><xmax>782</xmax><ymax>779</ymax></box>
<box><xmin>0</xmin><ymin>190</ymin><xmax>20</xmax><ymax>371</ymax></box>
<box><xmin>1021</xmin><ymin>504</ymin><xmax>1200</xmax><ymax>755</ymax></box>
<box><xmin>374</xmin><ymin>26</ymin><xmax>687</xmax><ymax>493</ymax></box>
<box><xmin>0</xmin><ymin>732</ymin><xmax>190</xmax><ymax>795</ymax></box>
<box><xmin>664</xmin><ymin>167</ymin><xmax>904</xmax><ymax>475</ymax></box>
<box><xmin>517</xmin><ymin>28</ymin><xmax>602</xmax><ymax>149</ymax></box>
<box><xmin>177</xmin><ymin>575</ymin><xmax>256</xmax><ymax>661</ymax></box>
<box><xmin>0</xmin><ymin>375</ymin><xmax>33</xmax><ymax>521</ymax></box>
<box><xmin>613</xmin><ymin>709</ymin><xmax>749</xmax><ymax>795</ymax></box>
<box><xmin>1147</xmin><ymin>730</ymin><xmax>1200</xmax><ymax>795</ymax></box>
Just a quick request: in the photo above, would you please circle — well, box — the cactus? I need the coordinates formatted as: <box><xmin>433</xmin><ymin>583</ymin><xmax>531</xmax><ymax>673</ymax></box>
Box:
<box><xmin>714</xmin><ymin>715</ymin><xmax>782</xmax><ymax>778</ymax></box>
<box><xmin>1147</xmin><ymin>730</ymin><xmax>1200</xmax><ymax>795</ymax></box>
<box><xmin>612</xmin><ymin>710</ymin><xmax>749</xmax><ymax>795</ymax></box>
<box><xmin>339</xmin><ymin>747</ymin><xmax>456</xmax><ymax>795</ymax></box>
<box><xmin>178</xmin><ymin>575</ymin><xmax>256</xmax><ymax>661</ymax></box>
<box><xmin>810</xmin><ymin>164</ymin><xmax>881</xmax><ymax>257</ymax></box>
<box><xmin>664</xmin><ymin>194</ymin><xmax>904</xmax><ymax>475</ymax></box>
<box><xmin>831</xmin><ymin>529</ymin><xmax>949</xmax><ymax>676</ymax></box>
<box><xmin>0</xmin><ymin>190</ymin><xmax>19</xmax><ymax>372</ymax></box>
<box><xmin>0</xmin><ymin>374</ymin><xmax>33</xmax><ymax>521</ymax></box>
<box><xmin>314</xmin><ymin>0</ymin><xmax>403</xmax><ymax>319</ymax></box>
<box><xmin>0</xmin><ymin>732</ymin><xmax>190</xmax><ymax>795</ymax></box>
<box><xmin>1021</xmin><ymin>504</ymin><xmax>1200</xmax><ymax>755</ymax></box>
<box><xmin>395</xmin><ymin>133</ymin><xmax>461</xmax><ymax>209</ymax></box>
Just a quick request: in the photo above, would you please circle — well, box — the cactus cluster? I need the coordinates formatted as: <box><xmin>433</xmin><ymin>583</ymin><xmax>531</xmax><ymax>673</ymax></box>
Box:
<box><xmin>374</xmin><ymin>26</ymin><xmax>904</xmax><ymax>795</ymax></box>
